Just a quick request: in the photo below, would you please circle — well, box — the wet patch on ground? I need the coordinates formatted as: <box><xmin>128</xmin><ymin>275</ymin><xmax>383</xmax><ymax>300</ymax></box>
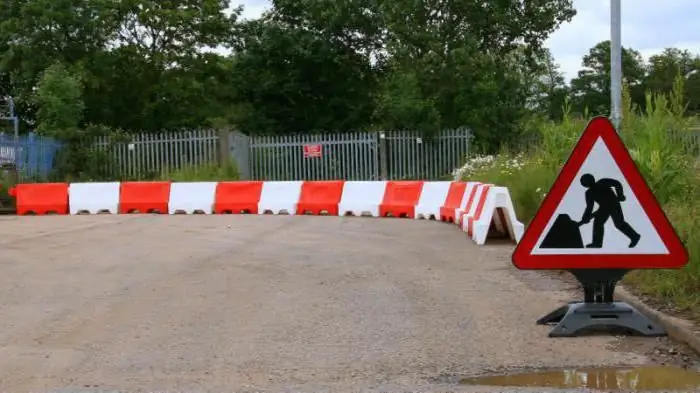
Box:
<box><xmin>460</xmin><ymin>365</ymin><xmax>700</xmax><ymax>391</ymax></box>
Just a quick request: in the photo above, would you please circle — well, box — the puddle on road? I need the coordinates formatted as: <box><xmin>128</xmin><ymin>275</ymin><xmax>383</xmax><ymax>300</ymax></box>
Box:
<box><xmin>461</xmin><ymin>366</ymin><xmax>700</xmax><ymax>390</ymax></box>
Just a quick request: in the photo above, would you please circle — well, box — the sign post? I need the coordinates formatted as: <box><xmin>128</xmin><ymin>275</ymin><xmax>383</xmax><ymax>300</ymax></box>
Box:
<box><xmin>512</xmin><ymin>116</ymin><xmax>689</xmax><ymax>337</ymax></box>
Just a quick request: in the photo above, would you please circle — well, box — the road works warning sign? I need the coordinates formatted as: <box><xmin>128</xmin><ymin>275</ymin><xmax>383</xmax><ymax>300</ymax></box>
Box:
<box><xmin>512</xmin><ymin>116</ymin><xmax>688</xmax><ymax>270</ymax></box>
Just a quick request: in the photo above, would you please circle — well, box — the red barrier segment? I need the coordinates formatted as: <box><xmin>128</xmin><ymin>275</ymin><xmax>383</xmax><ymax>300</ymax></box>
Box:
<box><xmin>213</xmin><ymin>181</ymin><xmax>264</xmax><ymax>214</ymax></box>
<box><xmin>467</xmin><ymin>185</ymin><xmax>492</xmax><ymax>236</ymax></box>
<box><xmin>439</xmin><ymin>182</ymin><xmax>467</xmax><ymax>222</ymax></box>
<box><xmin>379</xmin><ymin>181</ymin><xmax>424</xmax><ymax>218</ymax></box>
<box><xmin>296</xmin><ymin>180</ymin><xmax>344</xmax><ymax>215</ymax></box>
<box><xmin>119</xmin><ymin>181</ymin><xmax>171</xmax><ymax>214</ymax></box>
<box><xmin>11</xmin><ymin>183</ymin><xmax>69</xmax><ymax>215</ymax></box>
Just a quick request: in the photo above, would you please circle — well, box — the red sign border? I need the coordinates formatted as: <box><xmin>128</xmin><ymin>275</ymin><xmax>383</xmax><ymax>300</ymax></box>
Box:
<box><xmin>512</xmin><ymin>116</ymin><xmax>688</xmax><ymax>270</ymax></box>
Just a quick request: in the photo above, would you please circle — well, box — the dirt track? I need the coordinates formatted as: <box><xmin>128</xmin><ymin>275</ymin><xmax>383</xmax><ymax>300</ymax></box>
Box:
<box><xmin>0</xmin><ymin>215</ymin><xmax>691</xmax><ymax>392</ymax></box>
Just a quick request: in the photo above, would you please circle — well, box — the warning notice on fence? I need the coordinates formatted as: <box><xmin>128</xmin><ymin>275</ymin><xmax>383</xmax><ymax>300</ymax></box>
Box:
<box><xmin>0</xmin><ymin>146</ymin><xmax>18</xmax><ymax>165</ymax></box>
<box><xmin>303</xmin><ymin>144</ymin><xmax>322</xmax><ymax>158</ymax></box>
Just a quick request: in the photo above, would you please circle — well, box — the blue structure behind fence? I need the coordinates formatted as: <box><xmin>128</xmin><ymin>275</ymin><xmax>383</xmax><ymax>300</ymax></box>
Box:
<box><xmin>0</xmin><ymin>132</ymin><xmax>61</xmax><ymax>180</ymax></box>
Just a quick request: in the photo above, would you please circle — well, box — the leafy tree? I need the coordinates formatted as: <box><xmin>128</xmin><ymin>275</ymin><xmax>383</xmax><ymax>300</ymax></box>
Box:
<box><xmin>34</xmin><ymin>62</ymin><xmax>116</xmax><ymax>180</ymax></box>
<box><xmin>0</xmin><ymin>0</ymin><xmax>114</xmax><ymax>123</ymax></box>
<box><xmin>0</xmin><ymin>0</ymin><xmax>238</xmax><ymax>132</ymax></box>
<box><xmin>111</xmin><ymin>0</ymin><xmax>236</xmax><ymax>61</ymax></box>
<box><xmin>522</xmin><ymin>48</ymin><xmax>570</xmax><ymax>121</ymax></box>
<box><xmin>645</xmin><ymin>48</ymin><xmax>700</xmax><ymax>114</ymax></box>
<box><xmin>103</xmin><ymin>0</ymin><xmax>238</xmax><ymax>132</ymax></box>
<box><xmin>373</xmin><ymin>64</ymin><xmax>442</xmax><ymax>133</ymax></box>
<box><xmin>269</xmin><ymin>0</ymin><xmax>385</xmax><ymax>59</ymax></box>
<box><xmin>34</xmin><ymin>63</ymin><xmax>85</xmax><ymax>139</ymax></box>
<box><xmin>229</xmin><ymin>18</ymin><xmax>376</xmax><ymax>135</ymax></box>
<box><xmin>570</xmin><ymin>40</ymin><xmax>646</xmax><ymax>116</ymax></box>
<box><xmin>266</xmin><ymin>0</ymin><xmax>576</xmax><ymax>150</ymax></box>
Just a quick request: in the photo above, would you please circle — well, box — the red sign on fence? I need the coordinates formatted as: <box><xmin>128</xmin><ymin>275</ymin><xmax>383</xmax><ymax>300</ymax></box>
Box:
<box><xmin>303</xmin><ymin>144</ymin><xmax>322</xmax><ymax>158</ymax></box>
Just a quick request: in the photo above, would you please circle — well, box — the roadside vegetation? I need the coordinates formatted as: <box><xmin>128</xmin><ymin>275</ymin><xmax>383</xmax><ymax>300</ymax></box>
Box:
<box><xmin>161</xmin><ymin>161</ymin><xmax>240</xmax><ymax>182</ymax></box>
<box><xmin>457</xmin><ymin>78</ymin><xmax>700</xmax><ymax>318</ymax></box>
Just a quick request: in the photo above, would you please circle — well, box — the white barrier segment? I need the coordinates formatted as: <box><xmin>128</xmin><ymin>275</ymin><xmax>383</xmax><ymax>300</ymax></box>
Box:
<box><xmin>338</xmin><ymin>181</ymin><xmax>387</xmax><ymax>217</ymax></box>
<box><xmin>168</xmin><ymin>182</ymin><xmax>218</xmax><ymax>214</ymax></box>
<box><xmin>68</xmin><ymin>182</ymin><xmax>120</xmax><ymax>214</ymax></box>
<box><xmin>458</xmin><ymin>183</ymin><xmax>488</xmax><ymax>229</ymax></box>
<box><xmin>414</xmin><ymin>181</ymin><xmax>451</xmax><ymax>220</ymax></box>
<box><xmin>454</xmin><ymin>181</ymin><xmax>481</xmax><ymax>225</ymax></box>
<box><xmin>258</xmin><ymin>181</ymin><xmax>303</xmax><ymax>214</ymax></box>
<box><xmin>471</xmin><ymin>186</ymin><xmax>525</xmax><ymax>245</ymax></box>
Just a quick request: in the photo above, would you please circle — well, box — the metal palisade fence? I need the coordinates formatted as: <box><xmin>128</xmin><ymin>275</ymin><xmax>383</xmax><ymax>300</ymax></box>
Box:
<box><xmin>93</xmin><ymin>129</ymin><xmax>221</xmax><ymax>180</ymax></box>
<box><xmin>93</xmin><ymin>128</ymin><xmax>472</xmax><ymax>181</ymax></box>
<box><xmin>10</xmin><ymin>126</ymin><xmax>700</xmax><ymax>182</ymax></box>
<box><xmin>0</xmin><ymin>132</ymin><xmax>61</xmax><ymax>181</ymax></box>
<box><xmin>247</xmin><ymin>132</ymin><xmax>379</xmax><ymax>180</ymax></box>
<box><xmin>244</xmin><ymin>128</ymin><xmax>472</xmax><ymax>181</ymax></box>
<box><xmin>382</xmin><ymin>128</ymin><xmax>471</xmax><ymax>180</ymax></box>
<box><xmin>4</xmin><ymin>128</ymin><xmax>472</xmax><ymax>181</ymax></box>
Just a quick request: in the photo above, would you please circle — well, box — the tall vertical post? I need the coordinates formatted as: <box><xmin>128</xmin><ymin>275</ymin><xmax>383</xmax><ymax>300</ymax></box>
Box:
<box><xmin>379</xmin><ymin>132</ymin><xmax>388</xmax><ymax>180</ymax></box>
<box><xmin>610</xmin><ymin>0</ymin><xmax>622</xmax><ymax>132</ymax></box>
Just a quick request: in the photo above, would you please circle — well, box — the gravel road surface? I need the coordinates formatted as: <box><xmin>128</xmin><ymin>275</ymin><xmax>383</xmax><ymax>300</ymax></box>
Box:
<box><xmin>0</xmin><ymin>215</ymin><xmax>695</xmax><ymax>392</ymax></box>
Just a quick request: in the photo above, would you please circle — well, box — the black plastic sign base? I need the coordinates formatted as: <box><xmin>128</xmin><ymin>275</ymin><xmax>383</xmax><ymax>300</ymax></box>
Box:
<box><xmin>537</xmin><ymin>269</ymin><xmax>666</xmax><ymax>338</ymax></box>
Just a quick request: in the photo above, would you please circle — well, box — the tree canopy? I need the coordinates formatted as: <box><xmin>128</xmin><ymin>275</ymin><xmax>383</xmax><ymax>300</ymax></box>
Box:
<box><xmin>1</xmin><ymin>0</ymin><xmax>699</xmax><ymax>152</ymax></box>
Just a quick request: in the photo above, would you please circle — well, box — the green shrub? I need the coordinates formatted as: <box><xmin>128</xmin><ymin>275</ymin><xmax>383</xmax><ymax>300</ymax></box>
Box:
<box><xmin>0</xmin><ymin>171</ymin><xmax>16</xmax><ymax>208</ymax></box>
<box><xmin>162</xmin><ymin>160</ymin><xmax>240</xmax><ymax>182</ymax></box>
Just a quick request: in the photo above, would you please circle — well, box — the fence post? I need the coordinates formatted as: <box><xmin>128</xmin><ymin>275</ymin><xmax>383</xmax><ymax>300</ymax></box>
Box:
<box><xmin>217</xmin><ymin>128</ymin><xmax>230</xmax><ymax>168</ymax></box>
<box><xmin>228</xmin><ymin>130</ymin><xmax>251</xmax><ymax>180</ymax></box>
<box><xmin>379</xmin><ymin>131</ymin><xmax>388</xmax><ymax>180</ymax></box>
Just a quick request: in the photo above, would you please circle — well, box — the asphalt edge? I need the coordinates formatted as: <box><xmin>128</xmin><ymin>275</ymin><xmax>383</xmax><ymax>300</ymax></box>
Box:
<box><xmin>617</xmin><ymin>285</ymin><xmax>700</xmax><ymax>357</ymax></box>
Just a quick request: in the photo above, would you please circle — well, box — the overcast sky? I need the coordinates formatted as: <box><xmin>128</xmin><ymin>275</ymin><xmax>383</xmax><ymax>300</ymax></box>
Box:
<box><xmin>233</xmin><ymin>0</ymin><xmax>700</xmax><ymax>81</ymax></box>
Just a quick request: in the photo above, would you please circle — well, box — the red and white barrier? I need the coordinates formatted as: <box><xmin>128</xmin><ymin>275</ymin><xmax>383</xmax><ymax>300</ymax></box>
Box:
<box><xmin>10</xmin><ymin>183</ymin><xmax>69</xmax><ymax>215</ymax></box>
<box><xmin>119</xmin><ymin>181</ymin><xmax>171</xmax><ymax>214</ymax></box>
<box><xmin>69</xmin><ymin>182</ymin><xmax>120</xmax><ymax>214</ymax></box>
<box><xmin>415</xmin><ymin>181</ymin><xmax>451</xmax><ymax>220</ymax></box>
<box><xmin>467</xmin><ymin>186</ymin><xmax>524</xmax><ymax>245</ymax></box>
<box><xmin>213</xmin><ymin>181</ymin><xmax>263</xmax><ymax>214</ymax></box>
<box><xmin>379</xmin><ymin>181</ymin><xmax>423</xmax><ymax>218</ymax></box>
<box><xmin>461</xmin><ymin>184</ymin><xmax>491</xmax><ymax>232</ymax></box>
<box><xmin>296</xmin><ymin>180</ymin><xmax>344</xmax><ymax>215</ymax></box>
<box><xmin>457</xmin><ymin>182</ymin><xmax>488</xmax><ymax>227</ymax></box>
<box><xmin>258</xmin><ymin>181</ymin><xmax>303</xmax><ymax>214</ymax></box>
<box><xmin>168</xmin><ymin>182</ymin><xmax>217</xmax><ymax>214</ymax></box>
<box><xmin>338</xmin><ymin>181</ymin><xmax>386</xmax><ymax>217</ymax></box>
<box><xmin>439</xmin><ymin>182</ymin><xmax>468</xmax><ymax>223</ymax></box>
<box><xmin>8</xmin><ymin>180</ymin><xmax>525</xmax><ymax>245</ymax></box>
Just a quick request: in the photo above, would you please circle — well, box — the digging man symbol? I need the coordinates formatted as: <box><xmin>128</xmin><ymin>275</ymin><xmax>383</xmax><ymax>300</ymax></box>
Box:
<box><xmin>578</xmin><ymin>173</ymin><xmax>641</xmax><ymax>248</ymax></box>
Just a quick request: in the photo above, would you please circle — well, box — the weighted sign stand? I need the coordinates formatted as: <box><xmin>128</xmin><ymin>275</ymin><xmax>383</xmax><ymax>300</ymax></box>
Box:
<box><xmin>536</xmin><ymin>268</ymin><xmax>666</xmax><ymax>337</ymax></box>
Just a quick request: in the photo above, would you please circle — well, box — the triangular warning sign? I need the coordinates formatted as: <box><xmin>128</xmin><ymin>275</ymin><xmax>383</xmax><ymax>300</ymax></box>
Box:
<box><xmin>512</xmin><ymin>116</ymin><xmax>688</xmax><ymax>270</ymax></box>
